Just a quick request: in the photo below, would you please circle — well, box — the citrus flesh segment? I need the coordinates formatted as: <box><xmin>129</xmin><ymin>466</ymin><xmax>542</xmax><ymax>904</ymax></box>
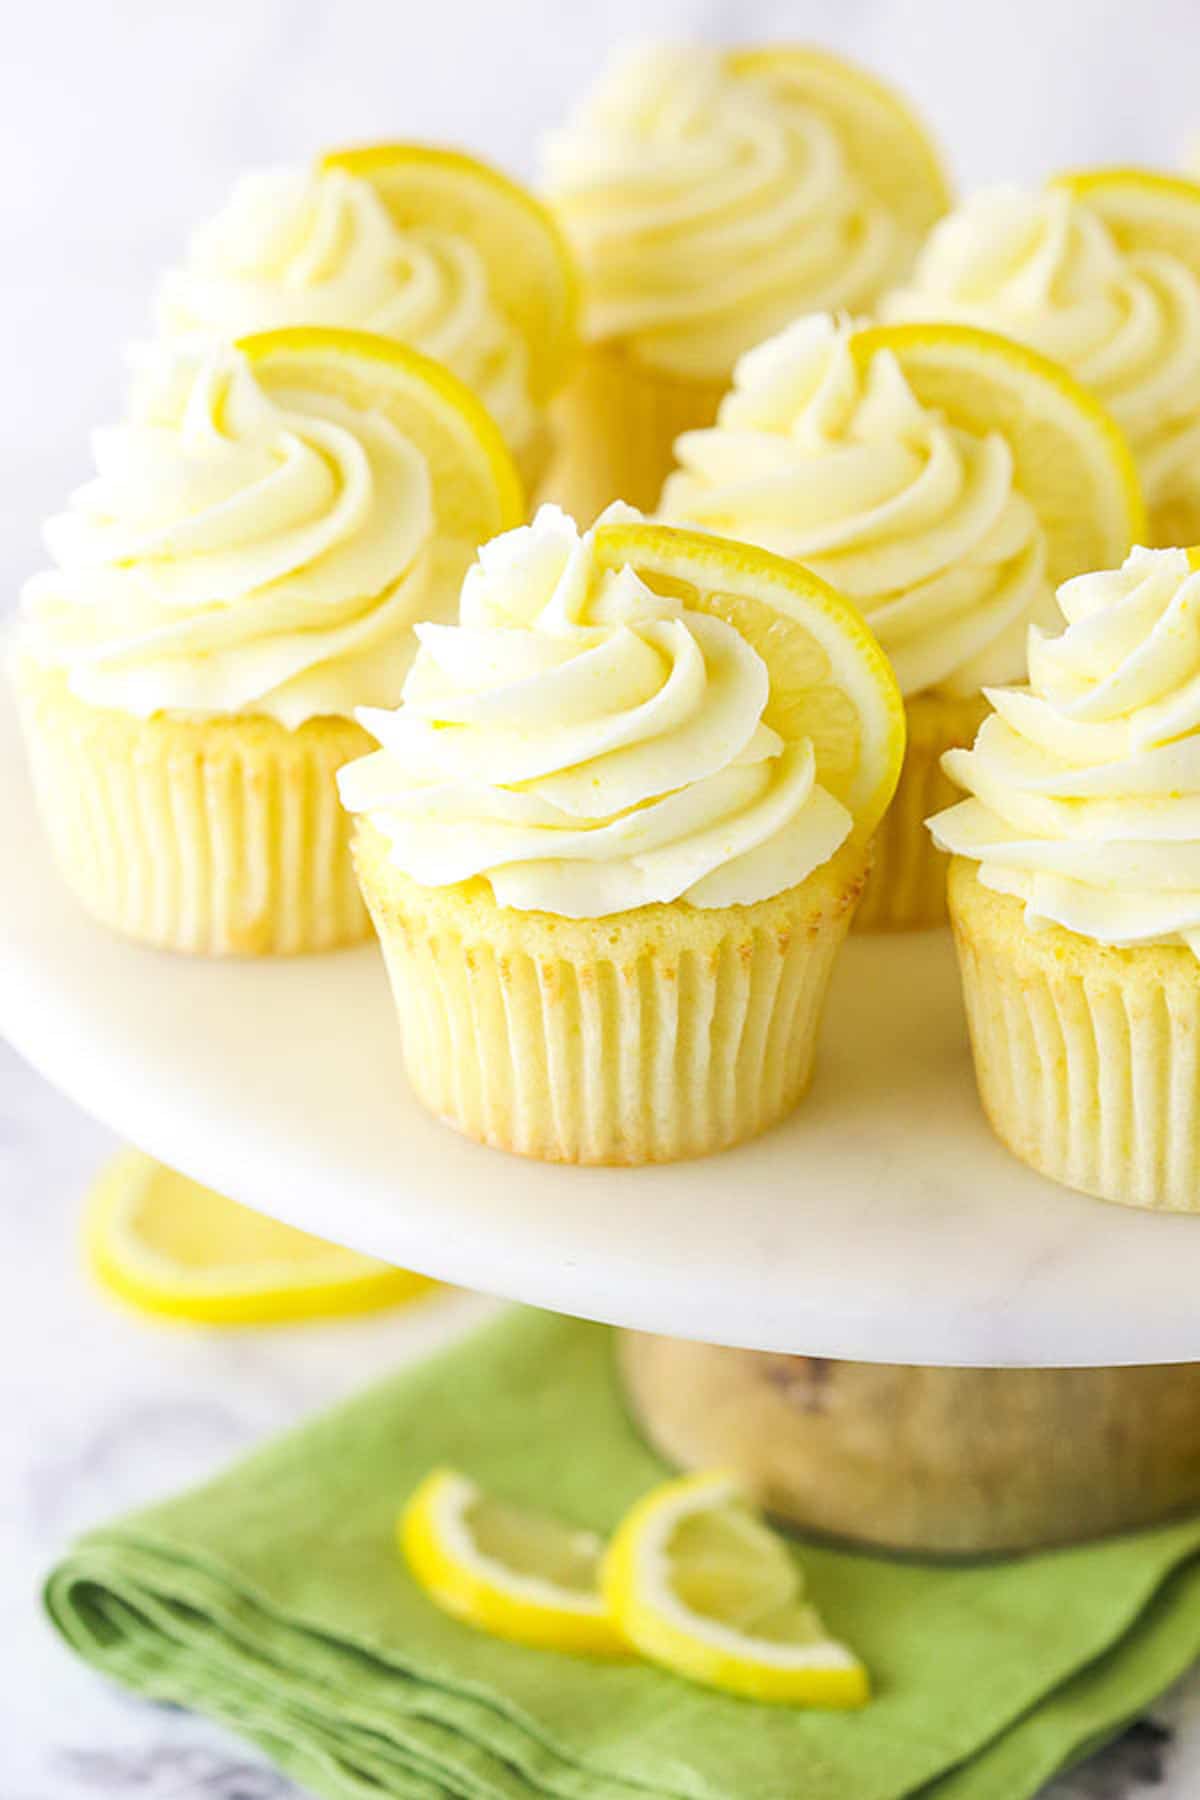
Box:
<box><xmin>400</xmin><ymin>1468</ymin><xmax>627</xmax><ymax>1657</ymax></box>
<box><xmin>238</xmin><ymin>325</ymin><xmax>524</xmax><ymax>546</ymax></box>
<box><xmin>85</xmin><ymin>1150</ymin><xmax>433</xmax><ymax>1325</ymax></box>
<box><xmin>320</xmin><ymin>143</ymin><xmax>579</xmax><ymax>404</ymax></box>
<box><xmin>728</xmin><ymin>45</ymin><xmax>952</xmax><ymax>250</ymax></box>
<box><xmin>1053</xmin><ymin>167</ymin><xmax>1200</xmax><ymax>281</ymax></box>
<box><xmin>602</xmin><ymin>1471</ymin><xmax>868</xmax><ymax>1706</ymax></box>
<box><xmin>592</xmin><ymin>518</ymin><xmax>905</xmax><ymax>842</ymax></box>
<box><xmin>849</xmin><ymin>321</ymin><xmax>1146</xmax><ymax>584</ymax></box>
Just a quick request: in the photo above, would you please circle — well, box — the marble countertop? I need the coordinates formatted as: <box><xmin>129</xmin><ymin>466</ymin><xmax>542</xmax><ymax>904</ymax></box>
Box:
<box><xmin>1</xmin><ymin>1035</ymin><xmax>1199</xmax><ymax>1799</ymax></box>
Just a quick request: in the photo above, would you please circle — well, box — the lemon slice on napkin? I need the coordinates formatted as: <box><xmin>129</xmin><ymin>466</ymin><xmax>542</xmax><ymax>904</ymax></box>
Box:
<box><xmin>401</xmin><ymin>1468</ymin><xmax>627</xmax><ymax>1657</ymax></box>
<box><xmin>86</xmin><ymin>1149</ymin><xmax>433</xmax><ymax>1325</ymax></box>
<box><xmin>603</xmin><ymin>1471</ymin><xmax>868</xmax><ymax>1706</ymax></box>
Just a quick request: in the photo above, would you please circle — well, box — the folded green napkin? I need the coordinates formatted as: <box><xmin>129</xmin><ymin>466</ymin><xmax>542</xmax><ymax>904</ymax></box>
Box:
<box><xmin>45</xmin><ymin>1308</ymin><xmax>1200</xmax><ymax>1800</ymax></box>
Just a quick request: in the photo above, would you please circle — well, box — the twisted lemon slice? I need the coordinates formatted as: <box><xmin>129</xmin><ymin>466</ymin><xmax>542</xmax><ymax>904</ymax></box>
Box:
<box><xmin>86</xmin><ymin>1151</ymin><xmax>433</xmax><ymax>1325</ymax></box>
<box><xmin>603</xmin><ymin>1472</ymin><xmax>868</xmax><ymax>1706</ymax></box>
<box><xmin>401</xmin><ymin>1469</ymin><xmax>626</xmax><ymax>1657</ymax></box>
<box><xmin>321</xmin><ymin>144</ymin><xmax>578</xmax><ymax>407</ymax></box>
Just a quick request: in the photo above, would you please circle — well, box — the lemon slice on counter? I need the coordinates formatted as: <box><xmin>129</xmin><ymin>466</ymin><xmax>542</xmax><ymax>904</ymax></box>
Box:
<box><xmin>239</xmin><ymin>325</ymin><xmax>525</xmax><ymax>544</ymax></box>
<box><xmin>400</xmin><ymin>1468</ymin><xmax>627</xmax><ymax>1657</ymax></box>
<box><xmin>848</xmin><ymin>321</ymin><xmax>1147</xmax><ymax>580</ymax></box>
<box><xmin>603</xmin><ymin>1471</ymin><xmax>868</xmax><ymax>1706</ymax></box>
<box><xmin>86</xmin><ymin>1149</ymin><xmax>434</xmax><ymax>1326</ymax></box>
<box><xmin>1053</xmin><ymin>166</ymin><xmax>1200</xmax><ymax>279</ymax></box>
<box><xmin>729</xmin><ymin>45</ymin><xmax>953</xmax><ymax>255</ymax></box>
<box><xmin>320</xmin><ymin>143</ymin><xmax>579</xmax><ymax>406</ymax></box>
<box><xmin>591</xmin><ymin>518</ymin><xmax>906</xmax><ymax>842</ymax></box>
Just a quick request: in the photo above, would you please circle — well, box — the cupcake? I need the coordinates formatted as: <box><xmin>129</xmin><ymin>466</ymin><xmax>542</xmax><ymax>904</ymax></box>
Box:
<box><xmin>931</xmin><ymin>546</ymin><xmax>1200</xmax><ymax>1213</ymax></box>
<box><xmin>338</xmin><ymin>504</ymin><xmax>904</xmax><ymax>1164</ymax></box>
<box><xmin>156</xmin><ymin>146</ymin><xmax>577</xmax><ymax>495</ymax></box>
<box><xmin>12</xmin><ymin>328</ymin><xmax>521</xmax><ymax>956</ymax></box>
<box><xmin>660</xmin><ymin>314</ymin><xmax>1143</xmax><ymax>929</ymax></box>
<box><xmin>539</xmin><ymin>42</ymin><xmax>950</xmax><ymax>523</ymax></box>
<box><xmin>882</xmin><ymin>177</ymin><xmax>1200</xmax><ymax>547</ymax></box>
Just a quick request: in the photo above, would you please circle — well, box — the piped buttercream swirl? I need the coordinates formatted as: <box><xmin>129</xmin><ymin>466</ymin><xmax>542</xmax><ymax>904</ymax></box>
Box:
<box><xmin>21</xmin><ymin>341</ymin><xmax>438</xmax><ymax>727</ymax></box>
<box><xmin>541</xmin><ymin>44</ymin><xmax>903</xmax><ymax>380</ymax></box>
<box><xmin>883</xmin><ymin>186</ymin><xmax>1200</xmax><ymax>520</ymax></box>
<box><xmin>156</xmin><ymin>166</ymin><xmax>538</xmax><ymax>461</ymax></box>
<box><xmin>931</xmin><ymin>546</ymin><xmax>1200</xmax><ymax>955</ymax></box>
<box><xmin>337</xmin><ymin>504</ymin><xmax>852</xmax><ymax>916</ymax></box>
<box><xmin>661</xmin><ymin>314</ymin><xmax>1053</xmax><ymax>697</ymax></box>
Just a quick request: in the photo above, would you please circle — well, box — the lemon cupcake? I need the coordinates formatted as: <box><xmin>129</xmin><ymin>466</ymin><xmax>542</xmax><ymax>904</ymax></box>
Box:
<box><xmin>338</xmin><ymin>504</ymin><xmax>904</xmax><ymax>1164</ymax></box>
<box><xmin>12</xmin><ymin>328</ymin><xmax>521</xmax><ymax>956</ymax></box>
<box><xmin>883</xmin><ymin>174</ymin><xmax>1200</xmax><ymax>547</ymax></box>
<box><xmin>539</xmin><ymin>42</ymin><xmax>950</xmax><ymax>523</ymax></box>
<box><xmin>660</xmin><ymin>315</ymin><xmax>1144</xmax><ymax>929</ymax></box>
<box><xmin>156</xmin><ymin>146</ymin><xmax>577</xmax><ymax>495</ymax></box>
<box><xmin>931</xmin><ymin>546</ymin><xmax>1200</xmax><ymax>1212</ymax></box>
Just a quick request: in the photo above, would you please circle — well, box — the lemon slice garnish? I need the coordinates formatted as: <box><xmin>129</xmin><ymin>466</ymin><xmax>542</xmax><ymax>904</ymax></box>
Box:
<box><xmin>602</xmin><ymin>1471</ymin><xmax>868</xmax><ymax>1707</ymax></box>
<box><xmin>1053</xmin><ymin>166</ymin><xmax>1200</xmax><ymax>280</ymax></box>
<box><xmin>400</xmin><ymin>1468</ymin><xmax>627</xmax><ymax>1657</ymax></box>
<box><xmin>729</xmin><ymin>45</ymin><xmax>953</xmax><ymax>262</ymax></box>
<box><xmin>849</xmin><ymin>320</ymin><xmax>1147</xmax><ymax>580</ymax></box>
<box><xmin>239</xmin><ymin>324</ymin><xmax>525</xmax><ymax>549</ymax></box>
<box><xmin>591</xmin><ymin>518</ymin><xmax>906</xmax><ymax>842</ymax></box>
<box><xmin>86</xmin><ymin>1150</ymin><xmax>433</xmax><ymax>1326</ymax></box>
<box><xmin>320</xmin><ymin>143</ymin><xmax>579</xmax><ymax>407</ymax></box>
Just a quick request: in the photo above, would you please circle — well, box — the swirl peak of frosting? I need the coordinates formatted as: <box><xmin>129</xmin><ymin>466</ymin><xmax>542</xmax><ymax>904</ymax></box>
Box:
<box><xmin>661</xmin><ymin>314</ymin><xmax>1053</xmax><ymax>697</ymax></box>
<box><xmin>156</xmin><ymin>164</ymin><xmax>537</xmax><ymax>460</ymax></box>
<box><xmin>540</xmin><ymin>43</ymin><xmax>903</xmax><ymax>379</ymax></box>
<box><xmin>931</xmin><ymin>546</ymin><xmax>1200</xmax><ymax>954</ymax></box>
<box><xmin>21</xmin><ymin>340</ymin><xmax>438</xmax><ymax>727</ymax></box>
<box><xmin>883</xmin><ymin>185</ymin><xmax>1200</xmax><ymax>516</ymax></box>
<box><xmin>337</xmin><ymin>504</ymin><xmax>852</xmax><ymax>916</ymax></box>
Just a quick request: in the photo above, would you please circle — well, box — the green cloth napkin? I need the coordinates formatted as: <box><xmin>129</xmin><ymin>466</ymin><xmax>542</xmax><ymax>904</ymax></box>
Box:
<box><xmin>44</xmin><ymin>1308</ymin><xmax>1200</xmax><ymax>1800</ymax></box>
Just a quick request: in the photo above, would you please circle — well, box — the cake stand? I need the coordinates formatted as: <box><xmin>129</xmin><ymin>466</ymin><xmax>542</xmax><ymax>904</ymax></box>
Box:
<box><xmin>5</xmin><ymin>679</ymin><xmax>1200</xmax><ymax>1553</ymax></box>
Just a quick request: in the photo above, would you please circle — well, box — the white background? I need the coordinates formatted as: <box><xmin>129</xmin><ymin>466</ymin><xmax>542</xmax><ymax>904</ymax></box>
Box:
<box><xmin>5</xmin><ymin>3</ymin><xmax>1200</xmax><ymax>1794</ymax></box>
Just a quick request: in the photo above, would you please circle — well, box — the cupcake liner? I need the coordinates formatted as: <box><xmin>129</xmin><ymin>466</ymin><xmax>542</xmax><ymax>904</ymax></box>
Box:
<box><xmin>1147</xmin><ymin>483</ymin><xmax>1200</xmax><ymax>554</ymax></box>
<box><xmin>353</xmin><ymin>822</ymin><xmax>870</xmax><ymax>1164</ymax></box>
<box><xmin>539</xmin><ymin>340</ymin><xmax>726</xmax><ymax>523</ymax></box>
<box><xmin>511</xmin><ymin>415</ymin><xmax>553</xmax><ymax>510</ymax></box>
<box><xmin>949</xmin><ymin>858</ymin><xmax>1200</xmax><ymax>1212</ymax></box>
<box><xmin>14</xmin><ymin>658</ymin><xmax>371</xmax><ymax>956</ymax></box>
<box><xmin>854</xmin><ymin>688</ymin><xmax>989</xmax><ymax>932</ymax></box>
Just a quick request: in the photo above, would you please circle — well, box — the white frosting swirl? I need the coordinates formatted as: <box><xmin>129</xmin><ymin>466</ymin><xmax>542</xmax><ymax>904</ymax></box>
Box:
<box><xmin>932</xmin><ymin>547</ymin><xmax>1200</xmax><ymax>954</ymax></box>
<box><xmin>883</xmin><ymin>186</ymin><xmax>1200</xmax><ymax>518</ymax></box>
<box><xmin>541</xmin><ymin>44</ymin><xmax>902</xmax><ymax>380</ymax></box>
<box><xmin>337</xmin><ymin>504</ymin><xmax>852</xmax><ymax>917</ymax></box>
<box><xmin>661</xmin><ymin>315</ymin><xmax>1053</xmax><ymax>698</ymax></box>
<box><xmin>21</xmin><ymin>342</ymin><xmax>440</xmax><ymax>727</ymax></box>
<box><xmin>156</xmin><ymin>166</ymin><xmax>538</xmax><ymax>462</ymax></box>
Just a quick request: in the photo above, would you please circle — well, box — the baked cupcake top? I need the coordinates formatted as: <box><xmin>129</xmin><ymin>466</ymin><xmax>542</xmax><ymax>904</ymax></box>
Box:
<box><xmin>540</xmin><ymin>44</ymin><xmax>939</xmax><ymax>381</ymax></box>
<box><xmin>20</xmin><ymin>341</ymin><xmax>436</xmax><ymax>727</ymax></box>
<box><xmin>337</xmin><ymin>504</ymin><xmax>854</xmax><ymax>916</ymax></box>
<box><xmin>660</xmin><ymin>314</ymin><xmax>1053</xmax><ymax>698</ymax></box>
<box><xmin>931</xmin><ymin>546</ymin><xmax>1200</xmax><ymax>953</ymax></box>
<box><xmin>156</xmin><ymin>166</ymin><xmax>539</xmax><ymax>461</ymax></box>
<box><xmin>882</xmin><ymin>186</ymin><xmax>1200</xmax><ymax>509</ymax></box>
